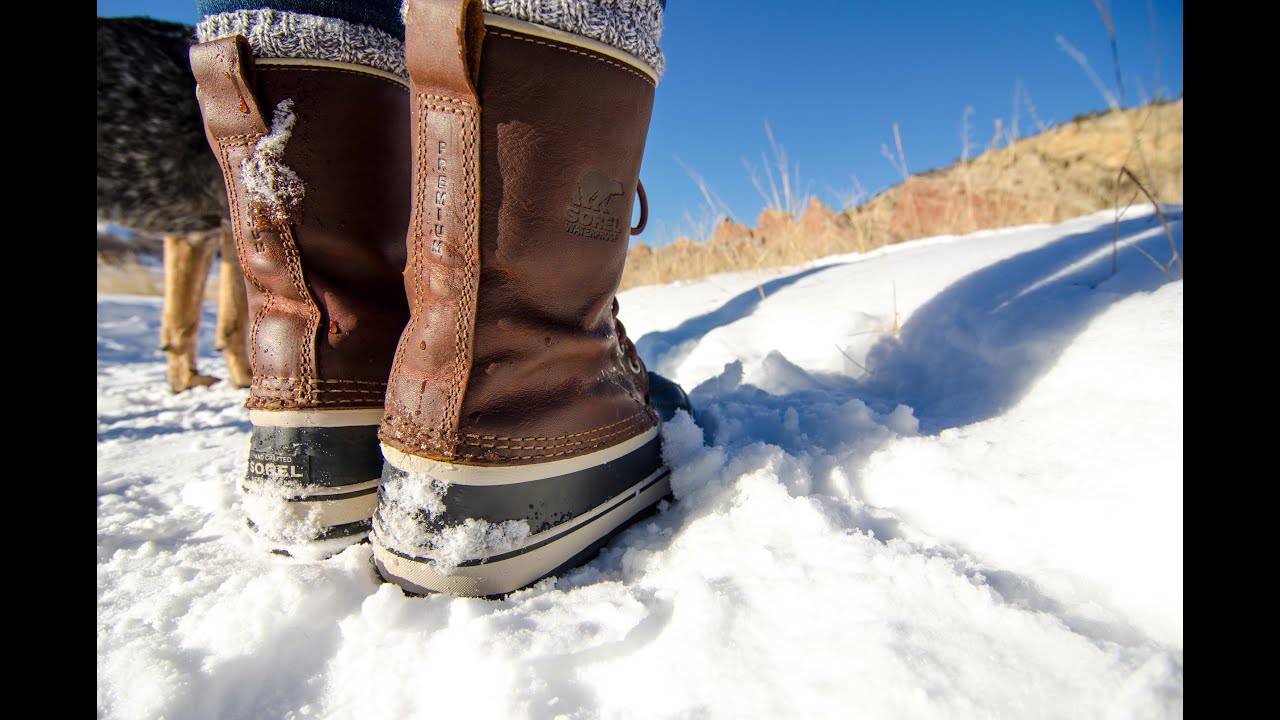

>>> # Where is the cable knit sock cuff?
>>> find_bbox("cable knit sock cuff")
[199,1,665,82]
[479,0,665,77]
[197,9,408,79]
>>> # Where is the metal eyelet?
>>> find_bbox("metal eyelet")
[628,354,642,374]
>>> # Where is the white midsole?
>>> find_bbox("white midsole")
[249,408,384,428]
[372,468,670,597]
[253,530,369,562]
[242,485,379,528]
[242,476,383,500]
[380,426,658,486]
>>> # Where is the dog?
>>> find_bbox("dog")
[97,16,251,392]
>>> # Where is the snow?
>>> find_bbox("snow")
[375,471,531,574]
[97,206,1183,718]
[239,475,329,548]
[241,98,305,227]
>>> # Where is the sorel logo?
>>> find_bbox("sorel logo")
[247,449,309,483]
[248,461,305,478]
[566,170,625,242]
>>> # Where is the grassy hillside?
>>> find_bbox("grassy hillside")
[621,99,1182,290]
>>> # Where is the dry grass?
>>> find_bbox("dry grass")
[621,198,878,290]
[620,99,1182,291]
[97,251,221,304]
[97,252,163,296]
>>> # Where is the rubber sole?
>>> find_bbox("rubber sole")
[247,517,372,560]
[372,468,670,597]
[371,427,668,597]
[241,477,380,534]
[240,409,385,553]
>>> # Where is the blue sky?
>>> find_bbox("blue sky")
[98,0,1183,248]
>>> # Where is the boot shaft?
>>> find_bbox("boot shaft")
[381,0,659,464]
[190,37,411,410]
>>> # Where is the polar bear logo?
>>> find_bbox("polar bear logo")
[566,170,627,241]
[572,170,624,212]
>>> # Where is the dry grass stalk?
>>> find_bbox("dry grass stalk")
[1112,166,1182,281]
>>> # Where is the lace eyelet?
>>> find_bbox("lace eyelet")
[628,355,642,374]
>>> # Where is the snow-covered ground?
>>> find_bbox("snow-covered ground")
[97,206,1183,719]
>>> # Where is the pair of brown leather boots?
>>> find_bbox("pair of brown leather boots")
[190,0,686,597]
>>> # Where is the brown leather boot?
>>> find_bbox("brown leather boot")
[190,36,411,556]
[371,0,676,596]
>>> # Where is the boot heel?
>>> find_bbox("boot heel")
[240,409,385,556]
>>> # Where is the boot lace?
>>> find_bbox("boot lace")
[612,297,643,375]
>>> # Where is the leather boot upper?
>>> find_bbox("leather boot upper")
[381,0,659,465]
[190,38,411,410]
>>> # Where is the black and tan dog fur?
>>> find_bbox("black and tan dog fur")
[97,16,251,392]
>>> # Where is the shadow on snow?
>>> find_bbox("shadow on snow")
[642,210,1183,444]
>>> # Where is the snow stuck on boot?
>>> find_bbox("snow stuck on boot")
[241,99,304,230]
[375,469,531,575]
[239,479,324,545]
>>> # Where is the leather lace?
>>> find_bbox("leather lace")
[630,179,648,236]
[617,179,647,374]
[611,297,642,374]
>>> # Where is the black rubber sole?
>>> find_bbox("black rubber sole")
[373,486,674,600]
[370,430,670,597]
[240,421,385,555]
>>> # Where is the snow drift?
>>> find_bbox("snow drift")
[98,206,1183,718]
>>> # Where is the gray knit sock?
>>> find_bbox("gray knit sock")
[198,1,665,81]
[196,10,408,78]
[480,0,665,76]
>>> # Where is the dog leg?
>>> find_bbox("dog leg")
[161,233,219,392]
[214,226,252,388]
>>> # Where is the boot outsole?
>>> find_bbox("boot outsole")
[372,467,671,597]
[241,410,387,553]
[370,427,668,597]
[247,517,372,560]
